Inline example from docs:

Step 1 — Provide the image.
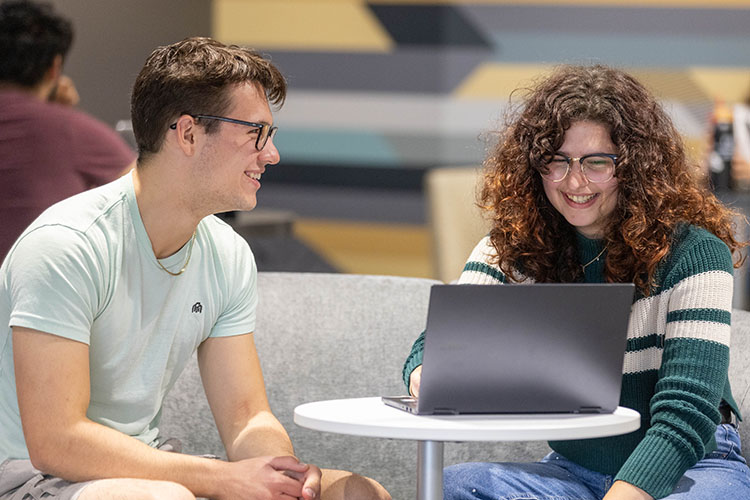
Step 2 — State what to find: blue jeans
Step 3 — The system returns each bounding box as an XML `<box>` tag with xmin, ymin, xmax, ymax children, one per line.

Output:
<box><xmin>444</xmin><ymin>424</ymin><xmax>750</xmax><ymax>499</ymax></box>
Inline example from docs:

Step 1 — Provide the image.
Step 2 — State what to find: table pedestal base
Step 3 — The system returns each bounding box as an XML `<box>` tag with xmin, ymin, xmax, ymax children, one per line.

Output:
<box><xmin>417</xmin><ymin>440</ymin><xmax>444</xmax><ymax>500</ymax></box>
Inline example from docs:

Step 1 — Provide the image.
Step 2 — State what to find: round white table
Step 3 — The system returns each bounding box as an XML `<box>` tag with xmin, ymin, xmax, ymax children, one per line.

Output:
<box><xmin>295</xmin><ymin>397</ymin><xmax>641</xmax><ymax>500</ymax></box>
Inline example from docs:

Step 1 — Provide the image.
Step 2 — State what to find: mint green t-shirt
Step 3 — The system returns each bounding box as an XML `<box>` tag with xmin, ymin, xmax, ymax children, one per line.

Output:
<box><xmin>0</xmin><ymin>173</ymin><xmax>257</xmax><ymax>461</ymax></box>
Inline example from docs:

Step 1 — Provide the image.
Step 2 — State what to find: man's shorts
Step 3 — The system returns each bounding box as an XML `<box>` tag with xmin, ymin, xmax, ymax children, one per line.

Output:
<box><xmin>0</xmin><ymin>438</ymin><xmax>210</xmax><ymax>500</ymax></box>
<box><xmin>0</xmin><ymin>460</ymin><xmax>92</xmax><ymax>500</ymax></box>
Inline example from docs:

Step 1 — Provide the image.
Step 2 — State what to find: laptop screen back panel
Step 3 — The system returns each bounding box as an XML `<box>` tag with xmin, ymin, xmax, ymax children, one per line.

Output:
<box><xmin>417</xmin><ymin>283</ymin><xmax>634</xmax><ymax>415</ymax></box>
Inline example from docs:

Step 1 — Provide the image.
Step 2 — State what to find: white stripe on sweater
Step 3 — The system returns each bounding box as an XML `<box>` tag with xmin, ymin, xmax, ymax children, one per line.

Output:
<box><xmin>666</xmin><ymin>320</ymin><xmax>731</xmax><ymax>345</ymax></box>
<box><xmin>667</xmin><ymin>270</ymin><xmax>734</xmax><ymax>312</ymax></box>
<box><xmin>627</xmin><ymin>293</ymin><xmax>666</xmax><ymax>340</ymax></box>
<box><xmin>466</xmin><ymin>237</ymin><xmax>496</xmax><ymax>266</ymax></box>
<box><xmin>459</xmin><ymin>237</ymin><xmax>532</xmax><ymax>284</ymax></box>
<box><xmin>625</xmin><ymin>270</ymin><xmax>732</xmax><ymax>341</ymax></box>
<box><xmin>623</xmin><ymin>346</ymin><xmax>662</xmax><ymax>374</ymax></box>
<box><xmin>458</xmin><ymin>270</ymin><xmax>503</xmax><ymax>285</ymax></box>
<box><xmin>623</xmin><ymin>321</ymin><xmax>731</xmax><ymax>375</ymax></box>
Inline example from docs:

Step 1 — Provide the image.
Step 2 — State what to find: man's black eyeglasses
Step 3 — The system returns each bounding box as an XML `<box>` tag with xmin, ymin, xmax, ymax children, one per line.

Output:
<box><xmin>169</xmin><ymin>114</ymin><xmax>278</xmax><ymax>151</ymax></box>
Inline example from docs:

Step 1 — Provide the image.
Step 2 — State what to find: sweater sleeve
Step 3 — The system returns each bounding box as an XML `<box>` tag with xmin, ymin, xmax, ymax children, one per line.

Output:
<box><xmin>614</xmin><ymin>235</ymin><xmax>734</xmax><ymax>498</ymax></box>
<box><xmin>457</xmin><ymin>236</ymin><xmax>506</xmax><ymax>285</ymax></box>
<box><xmin>402</xmin><ymin>330</ymin><xmax>425</xmax><ymax>389</ymax></box>
<box><xmin>401</xmin><ymin>236</ymin><xmax>505</xmax><ymax>388</ymax></box>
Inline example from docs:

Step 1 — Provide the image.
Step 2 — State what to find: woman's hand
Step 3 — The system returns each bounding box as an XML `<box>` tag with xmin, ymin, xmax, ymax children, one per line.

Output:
<box><xmin>602</xmin><ymin>481</ymin><xmax>653</xmax><ymax>500</ymax></box>
<box><xmin>409</xmin><ymin>365</ymin><xmax>423</xmax><ymax>397</ymax></box>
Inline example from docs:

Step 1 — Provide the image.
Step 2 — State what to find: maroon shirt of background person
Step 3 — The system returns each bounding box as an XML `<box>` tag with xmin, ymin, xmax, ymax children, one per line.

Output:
<box><xmin>0</xmin><ymin>90</ymin><xmax>135</xmax><ymax>262</ymax></box>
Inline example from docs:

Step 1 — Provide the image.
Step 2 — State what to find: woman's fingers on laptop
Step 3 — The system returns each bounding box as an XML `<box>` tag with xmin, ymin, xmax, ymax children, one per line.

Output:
<box><xmin>409</xmin><ymin>365</ymin><xmax>423</xmax><ymax>398</ymax></box>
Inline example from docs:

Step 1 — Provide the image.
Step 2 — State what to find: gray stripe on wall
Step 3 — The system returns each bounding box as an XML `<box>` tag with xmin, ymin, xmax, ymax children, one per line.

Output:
<box><xmin>267</xmin><ymin>47</ymin><xmax>491</xmax><ymax>93</ymax></box>
<box><xmin>460</xmin><ymin>5</ymin><xmax>750</xmax><ymax>37</ymax></box>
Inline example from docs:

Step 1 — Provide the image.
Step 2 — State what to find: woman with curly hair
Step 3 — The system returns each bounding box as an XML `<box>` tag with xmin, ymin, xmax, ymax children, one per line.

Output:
<box><xmin>402</xmin><ymin>64</ymin><xmax>750</xmax><ymax>499</ymax></box>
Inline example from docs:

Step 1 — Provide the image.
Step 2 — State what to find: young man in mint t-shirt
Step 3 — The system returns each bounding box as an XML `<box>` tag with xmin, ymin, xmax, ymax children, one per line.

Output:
<box><xmin>0</xmin><ymin>36</ymin><xmax>390</xmax><ymax>500</ymax></box>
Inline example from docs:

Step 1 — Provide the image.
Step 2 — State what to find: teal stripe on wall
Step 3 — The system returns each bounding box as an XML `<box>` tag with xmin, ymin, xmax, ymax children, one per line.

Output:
<box><xmin>274</xmin><ymin>130</ymin><xmax>399</xmax><ymax>166</ymax></box>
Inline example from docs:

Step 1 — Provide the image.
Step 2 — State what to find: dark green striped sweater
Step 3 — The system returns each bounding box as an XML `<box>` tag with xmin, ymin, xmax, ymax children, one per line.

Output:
<box><xmin>402</xmin><ymin>224</ymin><xmax>738</xmax><ymax>499</ymax></box>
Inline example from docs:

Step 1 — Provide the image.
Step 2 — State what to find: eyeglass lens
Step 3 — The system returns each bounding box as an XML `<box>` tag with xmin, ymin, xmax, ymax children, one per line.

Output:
<box><xmin>257</xmin><ymin>125</ymin><xmax>277</xmax><ymax>151</ymax></box>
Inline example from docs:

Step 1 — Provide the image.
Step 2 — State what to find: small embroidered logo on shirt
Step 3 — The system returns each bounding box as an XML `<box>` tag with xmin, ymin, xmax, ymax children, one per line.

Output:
<box><xmin>191</xmin><ymin>302</ymin><xmax>203</xmax><ymax>313</ymax></box>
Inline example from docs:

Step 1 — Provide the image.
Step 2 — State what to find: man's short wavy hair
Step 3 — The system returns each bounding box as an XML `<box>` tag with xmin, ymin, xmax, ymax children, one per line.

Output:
<box><xmin>0</xmin><ymin>0</ymin><xmax>73</xmax><ymax>87</ymax></box>
<box><xmin>131</xmin><ymin>37</ymin><xmax>287</xmax><ymax>161</ymax></box>
<box><xmin>480</xmin><ymin>64</ymin><xmax>745</xmax><ymax>294</ymax></box>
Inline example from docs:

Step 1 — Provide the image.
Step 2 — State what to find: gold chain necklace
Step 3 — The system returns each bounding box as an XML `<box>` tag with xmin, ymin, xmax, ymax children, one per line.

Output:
<box><xmin>156</xmin><ymin>230</ymin><xmax>197</xmax><ymax>277</ymax></box>
<box><xmin>581</xmin><ymin>246</ymin><xmax>607</xmax><ymax>271</ymax></box>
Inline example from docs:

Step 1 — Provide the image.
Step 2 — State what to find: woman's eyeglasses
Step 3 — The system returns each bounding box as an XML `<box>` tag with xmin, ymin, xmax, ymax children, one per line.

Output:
<box><xmin>540</xmin><ymin>153</ymin><xmax>618</xmax><ymax>183</ymax></box>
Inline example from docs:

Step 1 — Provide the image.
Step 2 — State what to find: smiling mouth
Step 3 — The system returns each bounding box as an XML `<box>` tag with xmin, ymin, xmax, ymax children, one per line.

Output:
<box><xmin>246</xmin><ymin>172</ymin><xmax>261</xmax><ymax>181</ymax></box>
<box><xmin>565</xmin><ymin>193</ymin><xmax>597</xmax><ymax>204</ymax></box>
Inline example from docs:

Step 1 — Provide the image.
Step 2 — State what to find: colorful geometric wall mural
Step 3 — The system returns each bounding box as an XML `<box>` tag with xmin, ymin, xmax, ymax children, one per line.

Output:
<box><xmin>214</xmin><ymin>0</ymin><xmax>750</xmax><ymax>174</ymax></box>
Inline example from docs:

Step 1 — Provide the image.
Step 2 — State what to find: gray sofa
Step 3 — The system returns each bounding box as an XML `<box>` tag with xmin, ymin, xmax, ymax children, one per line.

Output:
<box><xmin>161</xmin><ymin>272</ymin><xmax>750</xmax><ymax>499</ymax></box>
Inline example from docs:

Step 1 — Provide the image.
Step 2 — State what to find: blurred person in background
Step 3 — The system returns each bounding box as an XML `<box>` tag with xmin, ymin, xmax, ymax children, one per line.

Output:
<box><xmin>704</xmin><ymin>82</ymin><xmax>750</xmax><ymax>192</ymax></box>
<box><xmin>0</xmin><ymin>0</ymin><xmax>135</xmax><ymax>263</ymax></box>
<box><xmin>731</xmin><ymin>88</ymin><xmax>750</xmax><ymax>190</ymax></box>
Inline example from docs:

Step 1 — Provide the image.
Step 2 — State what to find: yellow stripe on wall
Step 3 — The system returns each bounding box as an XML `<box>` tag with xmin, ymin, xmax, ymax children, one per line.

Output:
<box><xmin>294</xmin><ymin>219</ymin><xmax>433</xmax><ymax>279</ymax></box>
<box><xmin>454</xmin><ymin>63</ymin><xmax>554</xmax><ymax>99</ymax></box>
<box><xmin>627</xmin><ymin>69</ymin><xmax>712</xmax><ymax>103</ymax></box>
<box><xmin>213</xmin><ymin>0</ymin><xmax>394</xmax><ymax>52</ymax></box>
<box><xmin>455</xmin><ymin>63</ymin><xmax>750</xmax><ymax>104</ymax></box>
<box><xmin>688</xmin><ymin>67</ymin><xmax>750</xmax><ymax>103</ymax></box>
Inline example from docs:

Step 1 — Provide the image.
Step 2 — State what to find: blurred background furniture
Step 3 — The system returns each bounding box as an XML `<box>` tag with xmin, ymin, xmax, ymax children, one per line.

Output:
<box><xmin>227</xmin><ymin>210</ymin><xmax>341</xmax><ymax>274</ymax></box>
<box><xmin>161</xmin><ymin>272</ymin><xmax>750</xmax><ymax>499</ymax></box>
<box><xmin>425</xmin><ymin>166</ymin><xmax>489</xmax><ymax>283</ymax></box>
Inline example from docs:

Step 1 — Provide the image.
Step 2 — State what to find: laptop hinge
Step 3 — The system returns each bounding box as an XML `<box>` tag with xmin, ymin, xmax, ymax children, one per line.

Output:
<box><xmin>578</xmin><ymin>406</ymin><xmax>603</xmax><ymax>413</ymax></box>
<box><xmin>432</xmin><ymin>408</ymin><xmax>459</xmax><ymax>415</ymax></box>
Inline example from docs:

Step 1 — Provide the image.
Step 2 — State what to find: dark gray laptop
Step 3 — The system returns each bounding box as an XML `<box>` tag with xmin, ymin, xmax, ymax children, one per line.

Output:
<box><xmin>383</xmin><ymin>283</ymin><xmax>634</xmax><ymax>415</ymax></box>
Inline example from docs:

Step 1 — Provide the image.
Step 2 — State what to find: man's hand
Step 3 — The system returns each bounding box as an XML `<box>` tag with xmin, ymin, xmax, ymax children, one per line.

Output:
<box><xmin>299</xmin><ymin>462</ymin><xmax>322</xmax><ymax>500</ymax></box>
<box><xmin>217</xmin><ymin>455</ymin><xmax>312</xmax><ymax>499</ymax></box>
<box><xmin>282</xmin><ymin>461</ymin><xmax>322</xmax><ymax>500</ymax></box>
<box><xmin>409</xmin><ymin>365</ymin><xmax>423</xmax><ymax>397</ymax></box>
<box><xmin>49</xmin><ymin>75</ymin><xmax>80</xmax><ymax>106</ymax></box>
<box><xmin>602</xmin><ymin>480</ymin><xmax>653</xmax><ymax>500</ymax></box>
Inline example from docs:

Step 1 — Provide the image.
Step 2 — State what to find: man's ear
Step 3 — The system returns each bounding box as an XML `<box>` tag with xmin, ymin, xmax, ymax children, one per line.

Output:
<box><xmin>44</xmin><ymin>54</ymin><xmax>63</xmax><ymax>84</ymax></box>
<box><xmin>37</xmin><ymin>55</ymin><xmax>64</xmax><ymax>100</ymax></box>
<box><xmin>173</xmin><ymin>115</ymin><xmax>198</xmax><ymax>156</ymax></box>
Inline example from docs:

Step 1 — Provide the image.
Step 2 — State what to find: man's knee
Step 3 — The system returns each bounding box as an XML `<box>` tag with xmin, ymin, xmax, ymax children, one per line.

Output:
<box><xmin>78</xmin><ymin>478</ymin><xmax>195</xmax><ymax>500</ymax></box>
<box><xmin>321</xmin><ymin>468</ymin><xmax>391</xmax><ymax>500</ymax></box>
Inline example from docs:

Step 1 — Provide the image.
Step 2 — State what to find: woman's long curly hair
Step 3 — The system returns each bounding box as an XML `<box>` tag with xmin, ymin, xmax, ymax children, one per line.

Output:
<box><xmin>481</xmin><ymin>64</ymin><xmax>746</xmax><ymax>294</ymax></box>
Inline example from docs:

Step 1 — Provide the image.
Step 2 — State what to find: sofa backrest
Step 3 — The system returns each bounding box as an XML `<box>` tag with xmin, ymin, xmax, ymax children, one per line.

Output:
<box><xmin>160</xmin><ymin>272</ymin><xmax>750</xmax><ymax>499</ymax></box>
<box><xmin>729</xmin><ymin>308</ymin><xmax>750</xmax><ymax>445</ymax></box>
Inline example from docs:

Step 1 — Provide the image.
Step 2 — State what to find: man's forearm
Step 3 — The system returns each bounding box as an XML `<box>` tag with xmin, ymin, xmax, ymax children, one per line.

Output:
<box><xmin>224</xmin><ymin>411</ymin><xmax>295</xmax><ymax>462</ymax></box>
<box><xmin>33</xmin><ymin>418</ymin><xmax>227</xmax><ymax>498</ymax></box>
